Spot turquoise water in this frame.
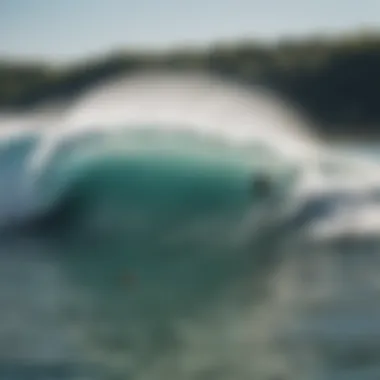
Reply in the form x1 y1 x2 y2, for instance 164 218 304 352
0 128 378 380
0 129 299 380
1 73 380 379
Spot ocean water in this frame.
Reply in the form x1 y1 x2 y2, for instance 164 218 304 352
1 73 380 380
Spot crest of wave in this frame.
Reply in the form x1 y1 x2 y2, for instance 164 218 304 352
31 70 320 169
26 70 380 229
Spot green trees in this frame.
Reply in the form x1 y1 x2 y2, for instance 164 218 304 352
1 33 380 136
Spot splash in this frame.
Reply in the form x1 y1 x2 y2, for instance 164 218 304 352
0 72 380 379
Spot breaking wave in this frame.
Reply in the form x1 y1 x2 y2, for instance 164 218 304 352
1 72 380 379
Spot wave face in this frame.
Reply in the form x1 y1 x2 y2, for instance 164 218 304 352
2 72 380 380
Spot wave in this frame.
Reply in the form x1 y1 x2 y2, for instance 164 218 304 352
1 72 380 379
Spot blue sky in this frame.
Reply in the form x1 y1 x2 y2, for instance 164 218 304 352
0 0 379 62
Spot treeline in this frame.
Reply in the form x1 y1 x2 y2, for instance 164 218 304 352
1 32 380 136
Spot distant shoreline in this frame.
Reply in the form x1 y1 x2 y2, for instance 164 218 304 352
1 31 380 138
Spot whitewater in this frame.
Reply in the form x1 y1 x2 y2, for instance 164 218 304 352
1 72 380 379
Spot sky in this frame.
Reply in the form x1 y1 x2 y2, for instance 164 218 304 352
0 0 379 62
